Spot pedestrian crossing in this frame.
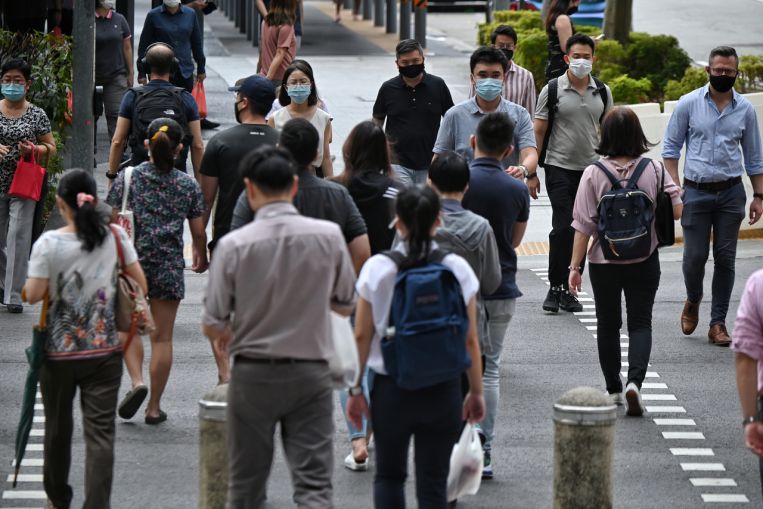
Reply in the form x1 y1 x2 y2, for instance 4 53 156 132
529 267 751 504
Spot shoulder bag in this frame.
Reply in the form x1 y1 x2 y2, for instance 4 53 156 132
654 161 676 247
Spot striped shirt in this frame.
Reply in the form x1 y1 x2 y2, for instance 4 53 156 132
469 61 537 117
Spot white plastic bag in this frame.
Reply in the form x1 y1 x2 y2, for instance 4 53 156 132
447 423 484 502
117 166 135 242
328 312 360 389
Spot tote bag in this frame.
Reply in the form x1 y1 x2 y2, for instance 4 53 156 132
8 150 45 202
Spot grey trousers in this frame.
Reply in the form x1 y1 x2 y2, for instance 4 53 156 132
226 360 334 509
96 74 129 142
392 164 428 187
0 193 36 305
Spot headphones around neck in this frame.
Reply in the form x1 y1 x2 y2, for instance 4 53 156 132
141 42 180 76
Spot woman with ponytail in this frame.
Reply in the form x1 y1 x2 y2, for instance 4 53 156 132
346 186 486 507
23 169 146 509
106 117 208 425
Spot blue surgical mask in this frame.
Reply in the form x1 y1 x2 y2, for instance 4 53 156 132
1 83 25 102
287 84 311 104
475 78 503 101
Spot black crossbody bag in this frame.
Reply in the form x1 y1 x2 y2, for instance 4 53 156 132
654 161 675 247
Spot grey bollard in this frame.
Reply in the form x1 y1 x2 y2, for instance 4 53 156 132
552 386 617 509
199 384 229 509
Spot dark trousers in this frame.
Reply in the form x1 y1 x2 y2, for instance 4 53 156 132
681 184 746 325
545 164 585 287
370 374 462 509
40 354 123 509
171 72 194 93
589 250 661 394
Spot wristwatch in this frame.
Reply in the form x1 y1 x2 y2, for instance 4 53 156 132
518 165 528 178
347 386 363 397
743 416 759 428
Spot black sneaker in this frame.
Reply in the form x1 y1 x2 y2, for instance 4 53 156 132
200 118 220 130
559 290 583 313
542 287 561 312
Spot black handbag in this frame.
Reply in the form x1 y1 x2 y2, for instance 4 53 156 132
654 162 675 247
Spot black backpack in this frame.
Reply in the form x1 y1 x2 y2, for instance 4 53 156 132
129 85 190 163
594 158 654 261
539 76 608 166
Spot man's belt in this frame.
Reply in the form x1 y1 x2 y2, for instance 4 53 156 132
684 176 742 192
236 356 325 365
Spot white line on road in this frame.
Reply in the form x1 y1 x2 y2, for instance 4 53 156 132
6 474 44 482
30 429 44 437
662 432 705 439
34 404 43 410
642 394 677 401
579 318 597 323
11 458 44 467
690 478 736 487
655 419 696 426
670 448 713 456
681 463 726 471
573 311 596 316
33 416 45 423
642 383 668 389
2 491 47 499
700 494 749 503
645 406 686 413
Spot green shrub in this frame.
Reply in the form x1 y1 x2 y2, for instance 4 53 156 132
739 55 763 93
593 39 626 80
42 132 66 224
623 32 691 99
514 29 548 93
664 67 707 101
492 10 543 31
608 75 652 104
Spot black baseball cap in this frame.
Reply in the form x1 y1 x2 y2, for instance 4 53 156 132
228 75 276 105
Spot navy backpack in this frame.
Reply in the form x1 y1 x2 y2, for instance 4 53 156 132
381 249 471 391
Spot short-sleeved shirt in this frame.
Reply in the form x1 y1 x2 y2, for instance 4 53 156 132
462 157 530 299
535 72 614 171
200 123 280 244
356 242 479 375
271 107 330 168
118 79 200 123
0 103 51 195
373 73 454 170
259 21 296 82
95 9 131 83
731 269 763 393
27 226 138 360
433 97 536 168
468 61 537 117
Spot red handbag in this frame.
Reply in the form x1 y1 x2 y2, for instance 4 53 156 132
8 149 46 202
192 81 208 119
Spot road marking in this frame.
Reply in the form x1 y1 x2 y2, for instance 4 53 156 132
700 494 749 503
579 318 597 323
6 474 44 482
574 311 596 316
25 444 43 451
623 371 659 378
662 431 705 439
646 406 686 413
34 404 43 411
2 491 47 499
681 463 726 471
655 418 696 426
583 304 595 309
670 448 713 455
11 458 44 467
586 326 597 330
642 383 668 389
642 394 677 401
690 478 737 487
30 429 44 437
33 416 45 423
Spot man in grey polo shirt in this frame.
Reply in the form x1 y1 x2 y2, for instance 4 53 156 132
202 146 356 508
534 33 613 315
433 46 538 196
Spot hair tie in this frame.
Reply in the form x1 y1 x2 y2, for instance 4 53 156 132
76 193 95 208
151 125 170 141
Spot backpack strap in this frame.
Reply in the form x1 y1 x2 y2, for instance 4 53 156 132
592 76 608 124
539 78 559 166
624 158 652 190
427 249 448 264
381 250 406 269
593 161 622 189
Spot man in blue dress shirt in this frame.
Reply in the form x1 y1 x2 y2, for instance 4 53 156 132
662 45 763 346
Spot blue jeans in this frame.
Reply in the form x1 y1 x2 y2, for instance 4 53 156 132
392 164 428 186
338 368 372 440
681 184 746 325
371 373 462 509
479 298 516 452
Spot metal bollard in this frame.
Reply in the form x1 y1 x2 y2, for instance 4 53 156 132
362 0 372 20
399 0 411 40
414 3 426 47
385 0 397 33
374 0 384 27
199 385 229 509
552 387 616 509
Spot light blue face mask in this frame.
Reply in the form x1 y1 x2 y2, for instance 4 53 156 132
1 83 25 102
475 78 503 101
287 84 311 104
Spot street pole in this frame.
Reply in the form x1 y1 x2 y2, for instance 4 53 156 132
199 385 229 509
71 0 95 174
362 0 372 20
414 0 426 48
399 0 410 40
385 0 396 33
374 0 384 27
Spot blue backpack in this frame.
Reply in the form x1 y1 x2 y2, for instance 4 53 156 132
381 249 471 391
594 158 654 261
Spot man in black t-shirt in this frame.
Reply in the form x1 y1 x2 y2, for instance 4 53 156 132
373 39 454 186
201 75 280 251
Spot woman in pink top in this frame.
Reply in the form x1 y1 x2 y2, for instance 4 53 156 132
568 107 683 417
260 0 297 85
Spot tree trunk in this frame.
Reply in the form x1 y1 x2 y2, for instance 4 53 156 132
604 0 632 45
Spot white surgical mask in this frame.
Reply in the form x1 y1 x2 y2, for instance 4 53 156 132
163 0 182 6
568 58 593 79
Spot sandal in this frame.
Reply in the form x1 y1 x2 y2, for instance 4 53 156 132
118 384 148 419
145 410 167 425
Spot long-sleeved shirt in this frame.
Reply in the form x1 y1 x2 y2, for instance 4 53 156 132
732 269 763 393
137 4 205 80
662 84 763 183
202 202 357 361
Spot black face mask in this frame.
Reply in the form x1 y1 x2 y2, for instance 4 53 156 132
398 63 425 79
709 74 737 93
500 48 514 63
567 5 578 14
234 100 246 123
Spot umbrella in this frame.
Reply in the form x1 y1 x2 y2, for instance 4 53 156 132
12 294 48 487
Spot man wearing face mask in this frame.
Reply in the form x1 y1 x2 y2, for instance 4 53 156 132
469 25 536 118
200 75 279 253
534 33 612 315
433 47 537 194
373 39 454 186
663 45 763 346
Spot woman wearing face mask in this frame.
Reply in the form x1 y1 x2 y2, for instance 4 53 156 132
544 0 581 81
95 0 133 144
0 58 56 314
269 61 334 177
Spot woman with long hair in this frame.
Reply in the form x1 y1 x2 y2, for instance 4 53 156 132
346 186 486 507
269 60 334 177
569 107 682 416
24 169 146 509
544 0 581 80
106 118 208 425
260 0 298 85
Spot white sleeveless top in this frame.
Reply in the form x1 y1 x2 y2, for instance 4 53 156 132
272 107 331 168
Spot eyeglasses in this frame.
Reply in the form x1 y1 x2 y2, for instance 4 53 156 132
709 68 738 77
0 78 25 85
286 78 311 86
495 44 515 51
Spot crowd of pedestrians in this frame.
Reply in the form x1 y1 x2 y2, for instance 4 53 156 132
1 0 762 505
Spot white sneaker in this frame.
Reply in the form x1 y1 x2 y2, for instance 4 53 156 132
625 383 645 417
607 391 624 406
344 452 369 472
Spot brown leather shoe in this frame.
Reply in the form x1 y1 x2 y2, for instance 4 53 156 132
681 300 700 335
708 323 732 347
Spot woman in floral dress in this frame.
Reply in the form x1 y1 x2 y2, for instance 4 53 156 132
106 118 208 425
